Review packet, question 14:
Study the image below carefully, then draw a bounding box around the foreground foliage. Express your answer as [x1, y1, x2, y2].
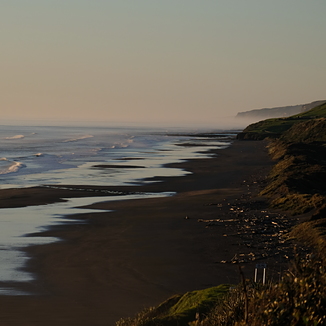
[116, 285, 230, 326]
[116, 255, 326, 326]
[200, 255, 326, 326]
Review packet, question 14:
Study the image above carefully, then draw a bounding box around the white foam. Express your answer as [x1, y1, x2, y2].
[111, 138, 134, 149]
[62, 135, 94, 143]
[0, 161, 25, 175]
[4, 135, 25, 140]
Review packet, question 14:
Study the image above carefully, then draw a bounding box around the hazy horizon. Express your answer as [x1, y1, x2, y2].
[1, 1, 325, 127]
[0, 115, 251, 131]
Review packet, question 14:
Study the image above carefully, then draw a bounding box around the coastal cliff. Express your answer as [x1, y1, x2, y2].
[237, 101, 326, 140]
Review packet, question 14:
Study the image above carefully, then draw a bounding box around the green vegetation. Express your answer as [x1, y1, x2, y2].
[236, 102, 326, 215]
[295, 102, 326, 118]
[199, 255, 326, 326]
[260, 117, 326, 215]
[261, 140, 326, 215]
[237, 118, 296, 139]
[237, 102, 326, 140]
[117, 255, 326, 326]
[280, 118, 326, 143]
[290, 218, 326, 261]
[116, 285, 230, 326]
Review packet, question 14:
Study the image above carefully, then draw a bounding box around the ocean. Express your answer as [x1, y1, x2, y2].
[0, 124, 236, 294]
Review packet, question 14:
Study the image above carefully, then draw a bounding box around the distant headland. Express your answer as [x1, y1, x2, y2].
[236, 100, 326, 120]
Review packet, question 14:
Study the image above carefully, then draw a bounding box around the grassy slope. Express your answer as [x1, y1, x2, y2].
[237, 102, 326, 140]
[116, 285, 230, 326]
[236, 102, 326, 215]
[260, 117, 326, 215]
[296, 102, 326, 118]
[200, 256, 326, 326]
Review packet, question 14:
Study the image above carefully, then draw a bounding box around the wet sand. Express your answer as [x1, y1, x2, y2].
[0, 140, 276, 326]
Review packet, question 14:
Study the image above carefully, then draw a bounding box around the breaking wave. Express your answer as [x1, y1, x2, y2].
[111, 138, 134, 149]
[0, 158, 25, 175]
[4, 135, 25, 140]
[62, 135, 94, 143]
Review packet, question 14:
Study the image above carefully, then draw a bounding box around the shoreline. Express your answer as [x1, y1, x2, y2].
[0, 140, 287, 326]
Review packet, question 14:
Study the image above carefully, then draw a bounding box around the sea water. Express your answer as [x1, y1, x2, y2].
[0, 124, 236, 294]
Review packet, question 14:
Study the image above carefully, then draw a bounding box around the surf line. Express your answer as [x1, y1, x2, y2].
[41, 185, 175, 198]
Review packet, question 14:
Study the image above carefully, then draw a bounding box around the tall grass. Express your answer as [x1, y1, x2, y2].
[198, 254, 326, 326]
[116, 254, 326, 326]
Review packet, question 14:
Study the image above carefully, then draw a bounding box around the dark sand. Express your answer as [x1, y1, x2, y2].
[0, 140, 277, 326]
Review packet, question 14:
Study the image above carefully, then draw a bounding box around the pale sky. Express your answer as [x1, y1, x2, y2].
[1, 1, 325, 127]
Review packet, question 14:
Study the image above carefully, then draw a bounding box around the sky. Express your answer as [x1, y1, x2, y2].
[1, 1, 325, 127]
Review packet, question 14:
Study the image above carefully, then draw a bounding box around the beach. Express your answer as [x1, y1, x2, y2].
[0, 139, 276, 326]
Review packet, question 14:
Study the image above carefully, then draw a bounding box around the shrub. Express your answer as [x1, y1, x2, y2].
[199, 255, 326, 326]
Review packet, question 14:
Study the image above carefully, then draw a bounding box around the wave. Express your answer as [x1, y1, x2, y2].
[4, 135, 25, 140]
[111, 138, 134, 149]
[0, 159, 25, 175]
[62, 135, 94, 143]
